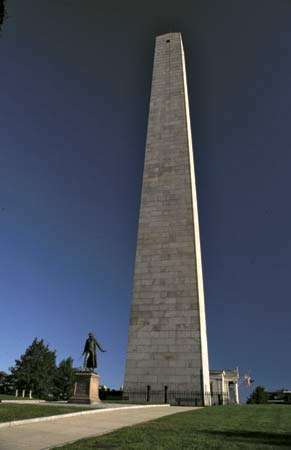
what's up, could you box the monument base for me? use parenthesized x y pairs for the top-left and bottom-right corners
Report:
(69, 371), (100, 404)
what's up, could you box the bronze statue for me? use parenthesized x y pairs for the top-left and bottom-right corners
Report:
(82, 332), (106, 371)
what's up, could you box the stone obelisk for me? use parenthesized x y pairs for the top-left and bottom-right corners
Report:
(124, 33), (211, 406)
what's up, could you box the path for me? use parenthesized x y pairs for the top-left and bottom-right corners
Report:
(0, 405), (197, 450)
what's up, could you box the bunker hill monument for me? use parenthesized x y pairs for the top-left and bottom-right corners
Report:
(124, 33), (211, 405)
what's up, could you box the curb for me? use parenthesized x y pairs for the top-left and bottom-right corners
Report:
(0, 404), (171, 429)
(1, 400), (46, 404)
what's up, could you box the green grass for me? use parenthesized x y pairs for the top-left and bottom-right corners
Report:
(0, 404), (94, 423)
(54, 405), (291, 449)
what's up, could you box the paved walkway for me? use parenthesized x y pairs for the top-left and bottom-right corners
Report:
(0, 405), (197, 450)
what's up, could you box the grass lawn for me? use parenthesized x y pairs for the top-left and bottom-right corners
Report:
(0, 404), (95, 423)
(54, 405), (291, 449)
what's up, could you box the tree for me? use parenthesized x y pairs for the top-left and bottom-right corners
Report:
(10, 338), (57, 399)
(53, 357), (75, 400)
(0, 371), (8, 394)
(0, 1), (7, 32)
(247, 386), (269, 404)
(0, 371), (7, 382)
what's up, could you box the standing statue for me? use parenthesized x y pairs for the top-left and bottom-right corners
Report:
(82, 332), (106, 371)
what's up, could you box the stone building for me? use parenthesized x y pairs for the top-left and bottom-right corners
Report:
(210, 369), (240, 405)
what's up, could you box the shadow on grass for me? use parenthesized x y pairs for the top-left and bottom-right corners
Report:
(95, 445), (118, 449)
(199, 430), (291, 447)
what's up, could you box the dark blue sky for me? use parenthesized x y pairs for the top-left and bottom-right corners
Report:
(1, 1), (291, 397)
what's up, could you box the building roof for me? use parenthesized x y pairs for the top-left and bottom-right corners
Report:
(210, 368), (239, 377)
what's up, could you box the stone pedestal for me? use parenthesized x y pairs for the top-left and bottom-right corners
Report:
(69, 372), (100, 404)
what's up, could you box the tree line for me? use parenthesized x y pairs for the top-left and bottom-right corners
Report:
(1, 338), (76, 400)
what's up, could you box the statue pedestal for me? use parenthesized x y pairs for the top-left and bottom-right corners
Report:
(69, 372), (100, 404)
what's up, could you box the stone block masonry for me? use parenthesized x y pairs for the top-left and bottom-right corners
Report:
(124, 32), (211, 406)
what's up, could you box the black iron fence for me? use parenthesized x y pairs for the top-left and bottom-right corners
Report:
(123, 390), (233, 406)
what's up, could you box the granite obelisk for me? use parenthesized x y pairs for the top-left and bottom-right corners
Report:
(124, 33), (211, 406)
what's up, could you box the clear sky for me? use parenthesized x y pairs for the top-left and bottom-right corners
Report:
(0, 1), (290, 398)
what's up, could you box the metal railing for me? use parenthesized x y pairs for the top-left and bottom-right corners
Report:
(123, 390), (234, 406)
